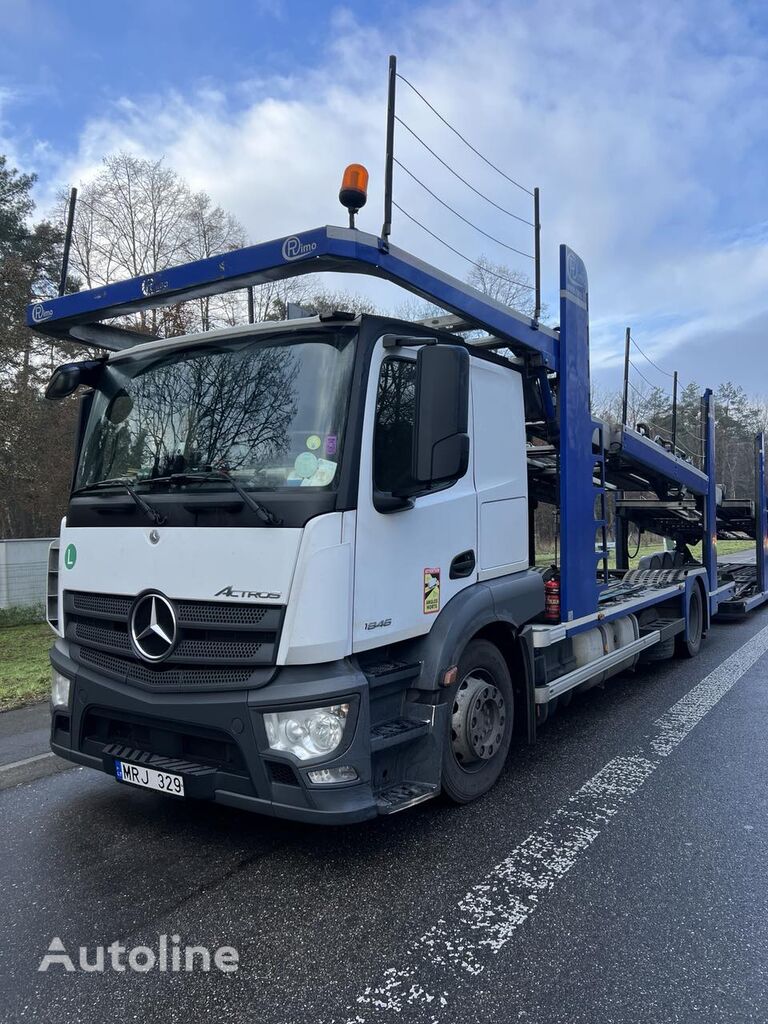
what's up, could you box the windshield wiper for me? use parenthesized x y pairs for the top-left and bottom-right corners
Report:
(72, 478), (166, 526)
(147, 470), (283, 526)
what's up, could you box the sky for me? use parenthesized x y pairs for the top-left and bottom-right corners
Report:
(1, 0), (767, 397)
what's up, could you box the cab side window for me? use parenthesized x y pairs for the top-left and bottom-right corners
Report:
(373, 358), (417, 494)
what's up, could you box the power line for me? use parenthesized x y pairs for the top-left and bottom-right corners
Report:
(634, 335), (675, 380)
(394, 158), (534, 260)
(645, 419), (701, 459)
(625, 381), (703, 460)
(628, 359), (665, 393)
(395, 116), (535, 226)
(396, 72), (534, 197)
(392, 201), (536, 290)
(628, 356), (698, 435)
(626, 378), (654, 403)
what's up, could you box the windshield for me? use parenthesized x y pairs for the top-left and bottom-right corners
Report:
(75, 331), (356, 492)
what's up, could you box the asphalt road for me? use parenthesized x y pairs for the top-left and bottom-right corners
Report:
(2, 608), (768, 1024)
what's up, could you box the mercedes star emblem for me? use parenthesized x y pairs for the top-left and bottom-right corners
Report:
(130, 592), (177, 662)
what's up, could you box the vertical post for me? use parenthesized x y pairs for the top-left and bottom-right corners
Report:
(558, 245), (596, 622)
(621, 327), (631, 426)
(58, 187), (77, 297)
(756, 433), (767, 597)
(615, 514), (629, 571)
(616, 325), (632, 571)
(528, 501), (536, 568)
(246, 286), (255, 324)
(533, 187), (541, 322)
(671, 370), (678, 453)
(701, 389), (718, 609)
(381, 54), (397, 245)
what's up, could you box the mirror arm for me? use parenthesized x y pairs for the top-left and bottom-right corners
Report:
(374, 490), (415, 513)
(381, 334), (438, 350)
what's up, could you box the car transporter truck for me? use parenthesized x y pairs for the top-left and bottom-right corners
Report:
(28, 135), (768, 824)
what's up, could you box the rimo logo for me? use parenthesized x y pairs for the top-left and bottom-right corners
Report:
(38, 935), (239, 974)
(140, 275), (170, 297)
(31, 303), (53, 323)
(281, 235), (317, 261)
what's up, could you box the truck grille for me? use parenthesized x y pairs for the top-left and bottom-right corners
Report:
(64, 590), (284, 692)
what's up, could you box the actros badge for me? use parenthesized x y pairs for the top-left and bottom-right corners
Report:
(215, 585), (281, 600)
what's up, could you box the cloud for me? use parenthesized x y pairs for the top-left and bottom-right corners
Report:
(7, 0), (768, 391)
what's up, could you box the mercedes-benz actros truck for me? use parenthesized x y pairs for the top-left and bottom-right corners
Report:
(29, 172), (768, 823)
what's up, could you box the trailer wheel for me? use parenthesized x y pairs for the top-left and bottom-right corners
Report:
(676, 584), (703, 659)
(442, 640), (514, 804)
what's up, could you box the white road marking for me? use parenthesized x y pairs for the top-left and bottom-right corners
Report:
(345, 623), (768, 1022)
(0, 751), (54, 773)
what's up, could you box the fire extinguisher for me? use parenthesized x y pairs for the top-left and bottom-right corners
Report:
(544, 577), (560, 623)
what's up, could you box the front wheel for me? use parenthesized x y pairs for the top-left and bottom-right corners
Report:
(442, 639), (515, 804)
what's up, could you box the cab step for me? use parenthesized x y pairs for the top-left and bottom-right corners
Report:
(363, 660), (422, 689)
(639, 616), (685, 642)
(370, 717), (429, 753)
(103, 743), (216, 777)
(376, 781), (438, 814)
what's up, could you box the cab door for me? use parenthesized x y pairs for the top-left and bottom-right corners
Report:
(352, 340), (477, 652)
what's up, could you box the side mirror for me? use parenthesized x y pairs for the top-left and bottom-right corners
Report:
(411, 343), (470, 487)
(45, 359), (105, 401)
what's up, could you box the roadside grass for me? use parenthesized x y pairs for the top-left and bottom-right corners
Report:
(688, 539), (754, 560)
(535, 538), (754, 569)
(0, 604), (45, 628)
(0, 623), (52, 711)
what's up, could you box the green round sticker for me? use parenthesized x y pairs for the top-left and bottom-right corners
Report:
(64, 543), (77, 570)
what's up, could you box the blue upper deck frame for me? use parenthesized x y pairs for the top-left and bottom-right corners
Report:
(27, 223), (716, 623)
(614, 426), (709, 496)
(27, 225), (560, 368)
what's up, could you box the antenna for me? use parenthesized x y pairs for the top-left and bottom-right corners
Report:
(621, 326), (631, 426)
(58, 187), (77, 297)
(381, 54), (397, 245)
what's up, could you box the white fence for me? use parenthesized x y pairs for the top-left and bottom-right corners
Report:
(0, 538), (55, 617)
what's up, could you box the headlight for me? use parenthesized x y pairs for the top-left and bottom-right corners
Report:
(263, 703), (350, 761)
(51, 670), (71, 709)
(307, 766), (358, 784)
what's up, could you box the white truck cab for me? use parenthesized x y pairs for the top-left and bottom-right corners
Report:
(45, 311), (542, 822)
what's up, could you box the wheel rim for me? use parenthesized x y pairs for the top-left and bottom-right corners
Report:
(451, 670), (506, 771)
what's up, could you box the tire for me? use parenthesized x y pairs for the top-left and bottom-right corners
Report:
(442, 639), (515, 804)
(643, 637), (675, 662)
(675, 583), (703, 659)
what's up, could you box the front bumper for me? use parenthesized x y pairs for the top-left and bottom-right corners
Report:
(50, 640), (380, 824)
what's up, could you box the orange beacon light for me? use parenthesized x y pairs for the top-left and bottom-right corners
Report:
(339, 164), (369, 227)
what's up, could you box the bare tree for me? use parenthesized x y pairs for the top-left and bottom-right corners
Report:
(56, 154), (248, 337)
(392, 296), (446, 323)
(466, 255), (541, 319)
(183, 192), (247, 331)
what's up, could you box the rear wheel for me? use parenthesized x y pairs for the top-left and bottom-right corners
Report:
(676, 584), (703, 658)
(442, 640), (515, 804)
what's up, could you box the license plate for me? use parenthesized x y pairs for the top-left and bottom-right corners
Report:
(115, 760), (185, 797)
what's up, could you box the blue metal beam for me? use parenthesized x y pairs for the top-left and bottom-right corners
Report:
(701, 389), (719, 610)
(756, 433), (767, 596)
(614, 427), (709, 496)
(27, 225), (560, 368)
(557, 245), (602, 621)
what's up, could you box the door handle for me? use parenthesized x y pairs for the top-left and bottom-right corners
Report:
(450, 549), (476, 579)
